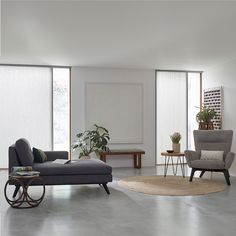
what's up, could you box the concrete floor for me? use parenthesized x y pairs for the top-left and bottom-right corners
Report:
(0, 166), (236, 236)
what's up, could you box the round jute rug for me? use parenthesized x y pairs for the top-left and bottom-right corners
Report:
(118, 175), (225, 196)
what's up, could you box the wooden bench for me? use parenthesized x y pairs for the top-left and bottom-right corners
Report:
(98, 149), (145, 169)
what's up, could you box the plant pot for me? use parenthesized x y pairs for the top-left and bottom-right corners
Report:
(199, 121), (214, 130)
(79, 155), (91, 160)
(172, 143), (180, 153)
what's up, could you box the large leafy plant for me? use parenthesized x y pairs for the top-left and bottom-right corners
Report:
(196, 107), (217, 123)
(72, 124), (110, 158)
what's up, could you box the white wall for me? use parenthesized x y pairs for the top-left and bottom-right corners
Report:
(203, 59), (236, 176)
(0, 66), (52, 168)
(71, 67), (156, 167)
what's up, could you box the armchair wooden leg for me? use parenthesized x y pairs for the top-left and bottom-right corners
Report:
(223, 170), (231, 186)
(102, 183), (110, 195)
(189, 168), (196, 182)
(199, 171), (205, 178)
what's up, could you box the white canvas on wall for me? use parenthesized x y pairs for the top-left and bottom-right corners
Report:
(85, 82), (143, 144)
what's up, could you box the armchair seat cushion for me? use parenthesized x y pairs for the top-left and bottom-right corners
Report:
(191, 160), (225, 170)
(33, 159), (112, 176)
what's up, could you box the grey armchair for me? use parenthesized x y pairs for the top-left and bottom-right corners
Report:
(185, 130), (235, 185)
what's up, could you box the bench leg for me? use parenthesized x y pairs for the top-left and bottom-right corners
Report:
(137, 154), (142, 169)
(102, 183), (110, 195)
(100, 155), (106, 163)
(133, 154), (138, 168)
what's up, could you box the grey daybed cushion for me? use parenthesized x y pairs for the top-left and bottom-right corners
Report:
(33, 159), (112, 176)
(15, 138), (34, 166)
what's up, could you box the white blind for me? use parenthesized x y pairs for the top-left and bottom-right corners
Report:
(0, 66), (52, 168)
(156, 71), (187, 164)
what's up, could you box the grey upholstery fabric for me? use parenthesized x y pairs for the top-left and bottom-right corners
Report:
(8, 145), (21, 174)
(185, 130), (235, 170)
(9, 143), (113, 186)
(33, 159), (112, 176)
(30, 174), (113, 186)
(186, 130), (235, 185)
(194, 130), (233, 160)
(191, 160), (225, 169)
(15, 138), (34, 166)
(225, 152), (235, 169)
(184, 150), (200, 167)
(44, 151), (68, 161)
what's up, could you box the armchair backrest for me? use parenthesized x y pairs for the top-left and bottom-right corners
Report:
(194, 130), (233, 159)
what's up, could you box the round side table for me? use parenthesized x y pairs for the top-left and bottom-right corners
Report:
(4, 174), (45, 209)
(161, 152), (186, 177)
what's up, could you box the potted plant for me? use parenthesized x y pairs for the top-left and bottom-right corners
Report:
(196, 106), (217, 130)
(170, 132), (181, 153)
(72, 124), (110, 159)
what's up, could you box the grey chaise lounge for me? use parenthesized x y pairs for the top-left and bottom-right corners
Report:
(185, 130), (235, 185)
(9, 139), (112, 197)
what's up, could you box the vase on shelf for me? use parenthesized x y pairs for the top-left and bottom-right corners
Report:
(172, 143), (180, 153)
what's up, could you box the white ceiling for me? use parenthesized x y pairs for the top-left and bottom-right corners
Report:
(1, 0), (236, 70)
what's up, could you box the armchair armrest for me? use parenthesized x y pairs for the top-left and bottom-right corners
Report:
(184, 150), (201, 167)
(44, 151), (69, 161)
(225, 152), (235, 169)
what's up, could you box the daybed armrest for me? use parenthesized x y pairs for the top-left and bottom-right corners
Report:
(184, 150), (201, 167)
(44, 151), (69, 161)
(225, 152), (235, 169)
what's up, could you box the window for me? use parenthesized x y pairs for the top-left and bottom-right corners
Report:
(156, 71), (201, 165)
(0, 65), (70, 168)
(53, 68), (70, 151)
(0, 66), (52, 168)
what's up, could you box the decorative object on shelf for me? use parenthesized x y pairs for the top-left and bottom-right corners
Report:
(166, 150), (174, 153)
(204, 87), (222, 130)
(170, 132), (181, 153)
(196, 106), (217, 130)
(72, 124), (110, 159)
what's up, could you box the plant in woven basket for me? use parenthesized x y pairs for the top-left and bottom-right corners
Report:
(196, 106), (217, 130)
(196, 106), (217, 123)
(72, 124), (110, 158)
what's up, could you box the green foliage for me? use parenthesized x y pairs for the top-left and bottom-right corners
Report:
(170, 132), (181, 144)
(72, 124), (110, 158)
(196, 107), (217, 123)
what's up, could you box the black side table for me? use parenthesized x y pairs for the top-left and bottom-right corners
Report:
(4, 174), (45, 209)
(161, 152), (186, 178)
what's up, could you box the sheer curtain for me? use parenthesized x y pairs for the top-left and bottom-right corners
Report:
(156, 71), (187, 164)
(188, 73), (201, 150)
(0, 66), (52, 168)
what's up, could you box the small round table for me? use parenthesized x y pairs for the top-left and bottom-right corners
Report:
(161, 152), (186, 178)
(4, 174), (45, 209)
